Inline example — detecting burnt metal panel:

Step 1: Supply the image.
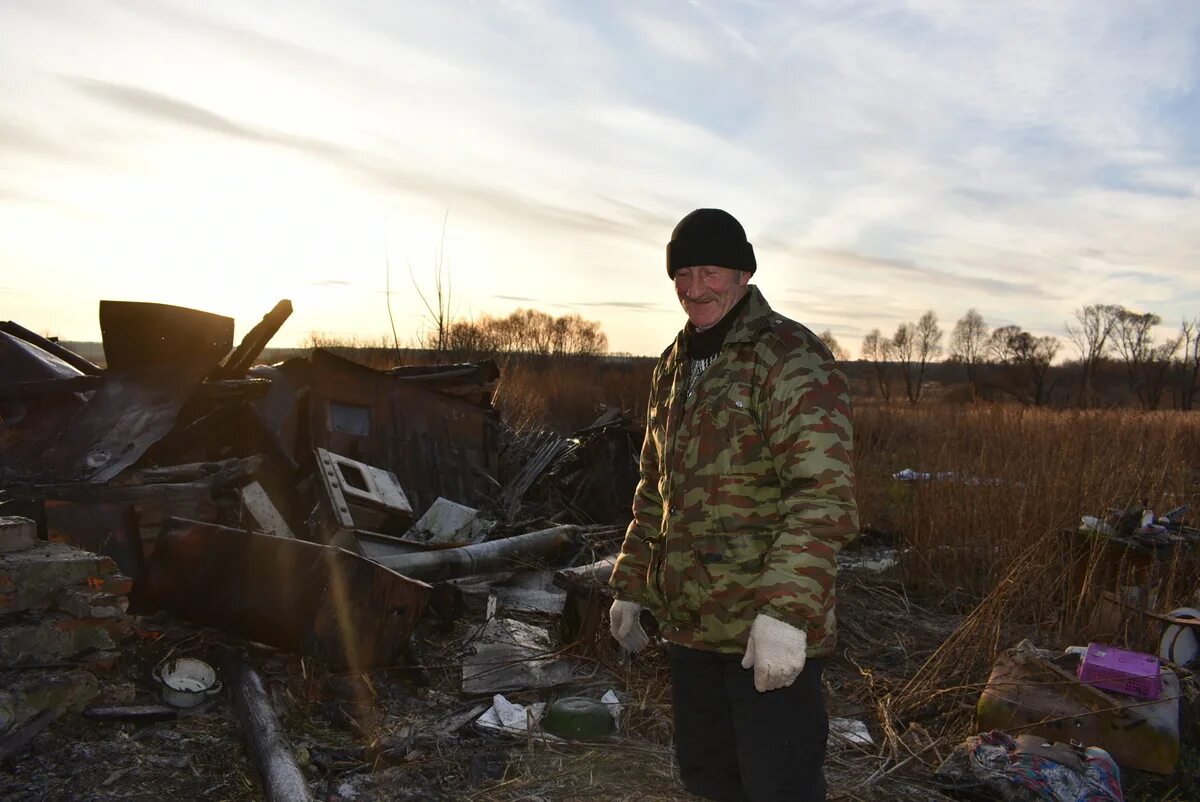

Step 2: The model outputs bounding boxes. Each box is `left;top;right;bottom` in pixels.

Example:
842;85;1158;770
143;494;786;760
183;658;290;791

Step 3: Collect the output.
308;349;498;515
146;518;430;670
100;300;233;371
0;330;86;382
1;359;214;485
0;322;101;376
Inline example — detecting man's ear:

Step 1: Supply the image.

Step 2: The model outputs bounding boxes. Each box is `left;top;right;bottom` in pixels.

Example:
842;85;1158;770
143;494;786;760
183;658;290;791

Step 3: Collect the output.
738;271;752;287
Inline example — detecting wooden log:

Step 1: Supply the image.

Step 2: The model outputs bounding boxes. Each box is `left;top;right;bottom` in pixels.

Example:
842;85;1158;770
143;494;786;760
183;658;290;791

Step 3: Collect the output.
83;705;178;722
223;651;313;802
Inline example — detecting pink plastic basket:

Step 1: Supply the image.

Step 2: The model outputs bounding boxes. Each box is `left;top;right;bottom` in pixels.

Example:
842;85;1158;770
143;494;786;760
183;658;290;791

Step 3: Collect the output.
1077;643;1161;700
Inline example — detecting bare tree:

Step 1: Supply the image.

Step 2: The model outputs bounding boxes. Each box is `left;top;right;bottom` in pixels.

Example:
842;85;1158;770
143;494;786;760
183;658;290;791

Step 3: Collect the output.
915;311;944;402
949;309;988;401
817;329;850;361
893;311;942;404
988;326;1060;405
1112;309;1180;410
1173;318;1200;410
1065;304;1122;407
891;322;917;402
410;210;454;358
860;328;894;402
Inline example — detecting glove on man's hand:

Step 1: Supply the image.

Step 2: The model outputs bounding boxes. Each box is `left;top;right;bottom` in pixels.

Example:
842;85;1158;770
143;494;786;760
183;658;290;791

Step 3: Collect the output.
608;599;649;652
740;614;807;692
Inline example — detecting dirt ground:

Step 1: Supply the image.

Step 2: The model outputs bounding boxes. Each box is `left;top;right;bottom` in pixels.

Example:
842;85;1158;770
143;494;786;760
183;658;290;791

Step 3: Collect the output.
2;565;1195;801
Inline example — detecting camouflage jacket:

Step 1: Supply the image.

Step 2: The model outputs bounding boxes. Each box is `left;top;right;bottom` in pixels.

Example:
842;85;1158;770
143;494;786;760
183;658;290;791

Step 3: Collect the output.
609;286;858;656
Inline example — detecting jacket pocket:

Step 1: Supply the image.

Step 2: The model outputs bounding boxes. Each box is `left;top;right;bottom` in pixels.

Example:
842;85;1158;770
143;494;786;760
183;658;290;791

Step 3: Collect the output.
691;532;773;611
710;385;771;474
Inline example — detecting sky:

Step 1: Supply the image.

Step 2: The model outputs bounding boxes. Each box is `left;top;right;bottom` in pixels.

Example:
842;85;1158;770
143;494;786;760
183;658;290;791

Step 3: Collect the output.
2;0;1199;357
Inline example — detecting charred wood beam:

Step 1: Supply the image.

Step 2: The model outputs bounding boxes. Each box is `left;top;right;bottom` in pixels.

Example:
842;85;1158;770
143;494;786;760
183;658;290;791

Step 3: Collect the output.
220;650;314;802
213;299;293;380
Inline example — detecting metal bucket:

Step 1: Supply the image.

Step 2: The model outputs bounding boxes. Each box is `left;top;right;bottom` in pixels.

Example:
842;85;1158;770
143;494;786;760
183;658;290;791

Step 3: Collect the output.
153;658;222;708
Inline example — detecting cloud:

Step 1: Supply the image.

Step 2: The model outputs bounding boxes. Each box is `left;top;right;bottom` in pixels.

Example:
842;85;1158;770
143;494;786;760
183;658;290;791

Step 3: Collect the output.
573;300;664;312
801;249;1062;299
624;11;714;64
3;1;1199;354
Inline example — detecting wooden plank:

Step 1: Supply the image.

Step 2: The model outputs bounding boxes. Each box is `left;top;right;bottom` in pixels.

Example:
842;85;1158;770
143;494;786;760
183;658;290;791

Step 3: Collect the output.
240;481;295;539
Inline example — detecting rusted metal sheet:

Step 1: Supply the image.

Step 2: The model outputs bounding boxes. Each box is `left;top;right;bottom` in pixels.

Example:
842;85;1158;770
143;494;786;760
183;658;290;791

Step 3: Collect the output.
308;349;498;515
100;300;233;371
1;359;214;485
146;518;430;670
0;322;101;376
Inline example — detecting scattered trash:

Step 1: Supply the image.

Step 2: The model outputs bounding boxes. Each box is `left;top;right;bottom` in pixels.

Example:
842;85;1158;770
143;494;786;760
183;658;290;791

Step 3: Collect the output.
475;690;621;742
402;497;493;547
828;718;874;748
836;547;900;574
540;696;615;739
475;694;555;739
935;730;1124;802
976;640;1180;774
1076;643;1161;700
1157;607;1200;667
461;617;580;694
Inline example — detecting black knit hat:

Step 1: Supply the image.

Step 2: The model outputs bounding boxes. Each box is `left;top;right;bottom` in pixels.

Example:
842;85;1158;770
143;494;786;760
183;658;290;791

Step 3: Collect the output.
666;208;756;278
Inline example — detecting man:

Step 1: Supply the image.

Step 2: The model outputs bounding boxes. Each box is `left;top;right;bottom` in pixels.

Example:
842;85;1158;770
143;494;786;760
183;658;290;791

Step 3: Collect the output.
607;209;858;802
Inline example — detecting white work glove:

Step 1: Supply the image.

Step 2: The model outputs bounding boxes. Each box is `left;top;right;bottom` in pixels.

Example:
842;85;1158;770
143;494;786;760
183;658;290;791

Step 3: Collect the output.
609;599;649;653
740;614;807;692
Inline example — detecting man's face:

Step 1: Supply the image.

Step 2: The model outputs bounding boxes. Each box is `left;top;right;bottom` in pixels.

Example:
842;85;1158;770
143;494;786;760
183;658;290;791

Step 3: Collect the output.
673;265;751;330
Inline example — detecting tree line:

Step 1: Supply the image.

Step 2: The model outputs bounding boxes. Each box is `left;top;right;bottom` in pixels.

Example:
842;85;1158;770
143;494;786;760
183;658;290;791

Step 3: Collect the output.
419;308;609;359
839;305;1200;410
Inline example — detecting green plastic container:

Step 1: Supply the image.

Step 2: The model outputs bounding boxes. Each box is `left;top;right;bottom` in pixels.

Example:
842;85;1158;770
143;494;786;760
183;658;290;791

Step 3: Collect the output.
540;697;614;739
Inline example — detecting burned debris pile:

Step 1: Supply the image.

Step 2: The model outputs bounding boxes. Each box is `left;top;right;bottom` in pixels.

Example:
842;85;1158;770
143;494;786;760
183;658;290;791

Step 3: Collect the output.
0;298;637;800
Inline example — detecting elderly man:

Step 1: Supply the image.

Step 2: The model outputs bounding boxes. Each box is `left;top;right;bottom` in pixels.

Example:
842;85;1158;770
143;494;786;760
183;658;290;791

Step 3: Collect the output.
607;209;858;802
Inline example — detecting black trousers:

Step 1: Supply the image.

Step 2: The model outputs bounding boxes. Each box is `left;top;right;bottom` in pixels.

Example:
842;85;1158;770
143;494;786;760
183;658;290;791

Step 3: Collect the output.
669;644;828;802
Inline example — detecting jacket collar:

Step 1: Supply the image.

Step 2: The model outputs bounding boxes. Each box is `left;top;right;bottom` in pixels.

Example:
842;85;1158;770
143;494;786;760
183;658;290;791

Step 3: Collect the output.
666;285;774;368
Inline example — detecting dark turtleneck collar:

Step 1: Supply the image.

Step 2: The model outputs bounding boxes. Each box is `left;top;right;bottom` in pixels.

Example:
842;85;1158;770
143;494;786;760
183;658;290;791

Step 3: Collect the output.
685;289;752;360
